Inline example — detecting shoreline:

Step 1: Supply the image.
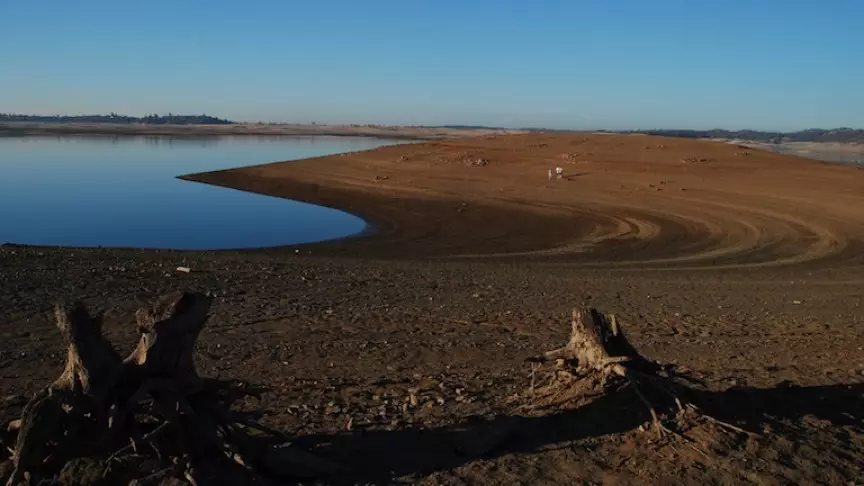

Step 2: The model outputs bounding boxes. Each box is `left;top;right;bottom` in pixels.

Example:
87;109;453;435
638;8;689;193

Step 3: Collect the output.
0;121;520;140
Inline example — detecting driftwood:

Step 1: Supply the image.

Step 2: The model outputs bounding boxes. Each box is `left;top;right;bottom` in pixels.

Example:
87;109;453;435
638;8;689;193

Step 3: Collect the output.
528;308;751;440
3;291;343;486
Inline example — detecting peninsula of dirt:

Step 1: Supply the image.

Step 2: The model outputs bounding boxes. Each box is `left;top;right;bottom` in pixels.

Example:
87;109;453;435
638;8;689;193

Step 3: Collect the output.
183;132;864;268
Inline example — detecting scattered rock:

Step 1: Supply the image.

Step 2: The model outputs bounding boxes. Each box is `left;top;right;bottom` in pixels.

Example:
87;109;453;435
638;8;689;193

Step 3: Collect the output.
175;267;191;273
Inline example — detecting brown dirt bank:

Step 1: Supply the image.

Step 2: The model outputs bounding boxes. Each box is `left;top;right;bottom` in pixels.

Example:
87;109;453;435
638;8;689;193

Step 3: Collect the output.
183;133;864;270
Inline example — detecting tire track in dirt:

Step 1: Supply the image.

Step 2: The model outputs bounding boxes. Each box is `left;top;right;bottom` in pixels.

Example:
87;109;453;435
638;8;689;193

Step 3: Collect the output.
474;196;855;269
575;202;848;268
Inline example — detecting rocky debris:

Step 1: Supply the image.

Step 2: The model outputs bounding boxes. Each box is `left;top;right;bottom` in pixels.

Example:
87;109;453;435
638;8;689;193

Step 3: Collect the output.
681;157;714;163
466;158;489;167
432;151;491;167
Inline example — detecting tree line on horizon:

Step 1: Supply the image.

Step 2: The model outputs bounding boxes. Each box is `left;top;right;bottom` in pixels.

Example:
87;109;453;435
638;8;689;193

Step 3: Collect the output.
2;113;861;142
0;113;235;125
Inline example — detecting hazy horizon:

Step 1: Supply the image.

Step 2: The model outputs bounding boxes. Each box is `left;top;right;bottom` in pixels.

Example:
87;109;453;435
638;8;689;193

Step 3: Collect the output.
3;0;862;131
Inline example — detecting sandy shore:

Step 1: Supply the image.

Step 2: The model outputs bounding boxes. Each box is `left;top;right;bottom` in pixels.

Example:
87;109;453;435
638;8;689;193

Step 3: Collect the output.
183;132;864;270
2;133;863;484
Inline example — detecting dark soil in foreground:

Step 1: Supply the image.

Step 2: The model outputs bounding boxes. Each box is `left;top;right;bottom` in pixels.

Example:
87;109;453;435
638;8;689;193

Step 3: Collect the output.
1;246;862;485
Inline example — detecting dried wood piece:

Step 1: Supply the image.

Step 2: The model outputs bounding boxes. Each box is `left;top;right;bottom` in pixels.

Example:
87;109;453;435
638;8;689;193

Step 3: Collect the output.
53;304;122;398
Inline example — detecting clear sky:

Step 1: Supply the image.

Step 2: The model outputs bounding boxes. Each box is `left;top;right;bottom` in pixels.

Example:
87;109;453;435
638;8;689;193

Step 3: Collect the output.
2;0;862;130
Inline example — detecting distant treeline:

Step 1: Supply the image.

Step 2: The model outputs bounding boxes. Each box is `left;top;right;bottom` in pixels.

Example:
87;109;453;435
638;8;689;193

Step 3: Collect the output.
0;113;235;125
625;128;864;144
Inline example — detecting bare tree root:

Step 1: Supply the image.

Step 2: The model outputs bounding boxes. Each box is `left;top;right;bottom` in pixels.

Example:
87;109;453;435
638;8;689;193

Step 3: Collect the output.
5;291;345;486
526;308;756;443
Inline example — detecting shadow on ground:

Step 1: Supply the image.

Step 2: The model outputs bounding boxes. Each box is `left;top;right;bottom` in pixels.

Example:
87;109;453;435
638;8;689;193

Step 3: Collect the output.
3;379;861;485
286;382;864;485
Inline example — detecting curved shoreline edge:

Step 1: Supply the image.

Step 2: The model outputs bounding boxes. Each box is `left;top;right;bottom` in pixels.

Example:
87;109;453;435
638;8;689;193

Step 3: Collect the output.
180;133;864;269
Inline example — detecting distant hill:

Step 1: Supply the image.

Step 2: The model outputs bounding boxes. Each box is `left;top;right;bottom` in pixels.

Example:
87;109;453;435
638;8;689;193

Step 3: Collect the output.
630;128;864;143
0;113;235;125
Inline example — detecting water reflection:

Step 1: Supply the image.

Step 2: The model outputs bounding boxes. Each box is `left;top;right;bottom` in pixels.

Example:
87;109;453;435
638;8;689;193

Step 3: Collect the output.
0;135;401;249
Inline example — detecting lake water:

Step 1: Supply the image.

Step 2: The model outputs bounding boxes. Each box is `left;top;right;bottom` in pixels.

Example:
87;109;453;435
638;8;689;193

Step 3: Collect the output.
0;136;401;249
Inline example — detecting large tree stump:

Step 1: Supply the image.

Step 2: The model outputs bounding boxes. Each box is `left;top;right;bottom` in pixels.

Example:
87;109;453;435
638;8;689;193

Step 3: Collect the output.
528;307;750;440
5;291;343;486
536;308;659;376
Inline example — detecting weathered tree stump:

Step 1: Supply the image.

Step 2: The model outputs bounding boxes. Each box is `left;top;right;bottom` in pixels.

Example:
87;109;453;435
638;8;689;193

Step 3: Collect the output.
4;291;343;486
528;307;750;440
123;292;209;389
8;305;121;485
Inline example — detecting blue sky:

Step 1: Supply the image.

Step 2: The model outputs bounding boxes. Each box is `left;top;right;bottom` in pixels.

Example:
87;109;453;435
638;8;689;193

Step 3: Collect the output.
2;0;862;130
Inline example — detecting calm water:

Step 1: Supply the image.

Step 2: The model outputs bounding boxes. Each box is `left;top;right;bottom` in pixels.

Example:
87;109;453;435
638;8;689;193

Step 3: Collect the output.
0;136;400;249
